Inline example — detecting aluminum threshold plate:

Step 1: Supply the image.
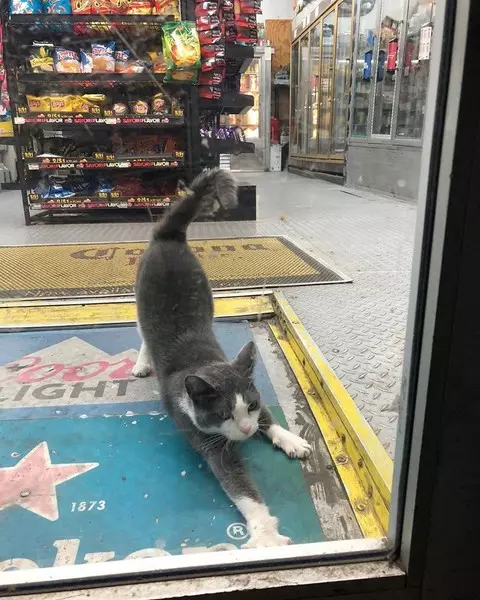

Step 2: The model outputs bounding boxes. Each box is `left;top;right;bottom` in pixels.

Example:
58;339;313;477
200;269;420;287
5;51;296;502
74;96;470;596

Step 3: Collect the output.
0;237;350;301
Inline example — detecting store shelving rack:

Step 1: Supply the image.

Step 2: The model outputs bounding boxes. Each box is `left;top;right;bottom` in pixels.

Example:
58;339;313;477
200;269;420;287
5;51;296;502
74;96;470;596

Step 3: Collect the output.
1;0;256;225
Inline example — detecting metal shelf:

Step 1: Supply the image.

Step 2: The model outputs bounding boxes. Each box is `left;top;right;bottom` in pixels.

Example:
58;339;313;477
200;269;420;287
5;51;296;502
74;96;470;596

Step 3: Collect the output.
14;113;184;128
199;92;254;115
8;13;176;24
25;153;184;170
200;138;255;155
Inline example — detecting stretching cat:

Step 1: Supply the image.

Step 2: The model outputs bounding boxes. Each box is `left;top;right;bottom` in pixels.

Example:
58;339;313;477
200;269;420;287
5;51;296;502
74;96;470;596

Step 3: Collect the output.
133;168;312;548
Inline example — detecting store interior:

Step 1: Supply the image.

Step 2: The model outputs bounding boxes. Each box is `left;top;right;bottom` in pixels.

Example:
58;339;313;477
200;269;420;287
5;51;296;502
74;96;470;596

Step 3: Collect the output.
0;0;428;573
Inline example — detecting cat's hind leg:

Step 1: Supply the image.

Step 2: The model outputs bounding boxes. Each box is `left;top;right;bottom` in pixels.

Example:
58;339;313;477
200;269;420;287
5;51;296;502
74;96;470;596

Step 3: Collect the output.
259;406;312;459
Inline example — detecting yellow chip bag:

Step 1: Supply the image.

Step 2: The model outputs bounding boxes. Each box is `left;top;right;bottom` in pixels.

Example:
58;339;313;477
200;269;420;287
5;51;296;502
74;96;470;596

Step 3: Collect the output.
26;95;51;112
50;95;74;112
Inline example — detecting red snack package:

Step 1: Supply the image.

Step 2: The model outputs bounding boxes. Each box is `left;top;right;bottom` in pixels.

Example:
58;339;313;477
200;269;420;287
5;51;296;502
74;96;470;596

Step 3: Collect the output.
236;29;257;44
198;28;223;45
199;67;225;85
201;43;225;59
235;15;257;27
195;2;218;17
152;0;179;16
199;85;222;100
110;0;129;13
237;0;261;12
196;15;221;30
125;0;152;13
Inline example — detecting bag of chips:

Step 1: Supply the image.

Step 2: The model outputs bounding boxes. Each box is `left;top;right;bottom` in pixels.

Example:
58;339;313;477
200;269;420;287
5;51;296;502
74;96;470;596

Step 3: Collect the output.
90;0;110;13
147;50;167;73
164;68;198;83
71;0;90;13
151;92;170;115
195;2;218;17
198;67;224;85
91;41;115;73
196;15;221;30
27;95;51;112
10;0;42;14
43;0;71;12
162;21;201;70
125;0;151;13
198;28;223;45
110;0;128;12
80;50;92;73
29;42;54;73
54;47;81;73
199;85;222;100
152;0;179;17
50;94;75;112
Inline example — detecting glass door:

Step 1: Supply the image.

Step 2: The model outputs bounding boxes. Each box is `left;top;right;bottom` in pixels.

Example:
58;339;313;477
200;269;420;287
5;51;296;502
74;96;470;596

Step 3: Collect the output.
318;10;335;155
307;24;321;154
298;34;311;154
371;0;404;136
290;42;300;154
331;0;352;154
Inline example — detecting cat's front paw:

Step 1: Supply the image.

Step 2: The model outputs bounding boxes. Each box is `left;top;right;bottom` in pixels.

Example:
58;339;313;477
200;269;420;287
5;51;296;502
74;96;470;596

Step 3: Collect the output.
242;531;291;549
132;362;152;377
269;425;312;459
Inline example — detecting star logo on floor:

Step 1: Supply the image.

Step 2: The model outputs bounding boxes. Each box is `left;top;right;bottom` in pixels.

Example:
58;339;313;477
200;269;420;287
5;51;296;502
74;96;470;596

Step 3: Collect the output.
0;442;98;521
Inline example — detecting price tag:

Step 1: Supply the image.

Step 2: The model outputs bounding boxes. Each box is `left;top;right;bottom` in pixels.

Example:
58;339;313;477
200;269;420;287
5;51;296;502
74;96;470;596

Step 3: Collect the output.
105;118;117;125
14;117;25;124
28;164;39;171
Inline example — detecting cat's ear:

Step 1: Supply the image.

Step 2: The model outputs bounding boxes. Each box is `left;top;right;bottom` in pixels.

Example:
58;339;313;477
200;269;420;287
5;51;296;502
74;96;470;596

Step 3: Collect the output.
232;341;256;378
185;375;218;405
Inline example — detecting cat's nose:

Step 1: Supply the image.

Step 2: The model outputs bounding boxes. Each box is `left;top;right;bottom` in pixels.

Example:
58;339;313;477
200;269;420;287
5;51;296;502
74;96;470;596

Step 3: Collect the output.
239;421;252;435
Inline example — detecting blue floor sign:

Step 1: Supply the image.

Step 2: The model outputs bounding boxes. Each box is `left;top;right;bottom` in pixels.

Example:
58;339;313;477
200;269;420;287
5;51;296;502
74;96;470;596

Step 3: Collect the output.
0;324;323;569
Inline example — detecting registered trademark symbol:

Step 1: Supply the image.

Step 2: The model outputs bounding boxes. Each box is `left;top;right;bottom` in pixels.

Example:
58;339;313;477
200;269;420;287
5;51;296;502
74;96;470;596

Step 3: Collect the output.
226;523;248;540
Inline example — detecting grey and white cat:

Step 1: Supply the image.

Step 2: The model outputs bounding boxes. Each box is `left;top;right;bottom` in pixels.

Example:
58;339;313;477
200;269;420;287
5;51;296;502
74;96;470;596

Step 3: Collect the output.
133;169;312;548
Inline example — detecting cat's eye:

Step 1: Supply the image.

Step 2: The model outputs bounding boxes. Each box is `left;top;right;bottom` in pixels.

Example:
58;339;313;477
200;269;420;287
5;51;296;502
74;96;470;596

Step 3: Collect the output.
218;412;230;420
248;401;258;412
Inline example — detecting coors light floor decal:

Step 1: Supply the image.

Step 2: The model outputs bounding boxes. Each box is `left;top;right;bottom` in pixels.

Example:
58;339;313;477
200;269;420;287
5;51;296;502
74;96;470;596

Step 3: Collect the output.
0;324;323;570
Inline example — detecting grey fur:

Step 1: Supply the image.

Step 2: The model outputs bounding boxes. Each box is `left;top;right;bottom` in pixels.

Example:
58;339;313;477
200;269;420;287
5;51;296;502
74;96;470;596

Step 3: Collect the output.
136;169;310;545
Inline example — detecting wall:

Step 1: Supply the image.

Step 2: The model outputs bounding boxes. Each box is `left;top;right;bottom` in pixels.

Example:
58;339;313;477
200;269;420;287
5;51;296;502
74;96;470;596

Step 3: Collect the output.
346;142;422;200
261;0;293;19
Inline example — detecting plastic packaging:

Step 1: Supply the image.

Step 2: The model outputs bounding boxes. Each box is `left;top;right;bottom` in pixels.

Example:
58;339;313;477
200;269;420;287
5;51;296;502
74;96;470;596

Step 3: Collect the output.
162;21;201;70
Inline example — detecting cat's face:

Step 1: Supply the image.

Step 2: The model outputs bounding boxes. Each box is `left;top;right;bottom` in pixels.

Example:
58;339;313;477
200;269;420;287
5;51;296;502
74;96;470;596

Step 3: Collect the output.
184;342;262;441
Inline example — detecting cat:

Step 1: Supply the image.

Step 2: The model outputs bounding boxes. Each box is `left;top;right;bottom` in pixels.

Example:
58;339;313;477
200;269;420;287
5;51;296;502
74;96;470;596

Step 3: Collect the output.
133;168;312;548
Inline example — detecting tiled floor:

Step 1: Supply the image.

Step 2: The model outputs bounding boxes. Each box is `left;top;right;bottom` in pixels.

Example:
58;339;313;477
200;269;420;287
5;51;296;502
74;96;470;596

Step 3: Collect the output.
0;172;417;456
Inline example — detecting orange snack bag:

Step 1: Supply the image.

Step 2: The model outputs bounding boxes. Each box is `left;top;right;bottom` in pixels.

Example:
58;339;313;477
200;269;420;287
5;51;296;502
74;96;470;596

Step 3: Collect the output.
153;0;179;17
90;0;110;13
125;0;151;14
71;0;90;13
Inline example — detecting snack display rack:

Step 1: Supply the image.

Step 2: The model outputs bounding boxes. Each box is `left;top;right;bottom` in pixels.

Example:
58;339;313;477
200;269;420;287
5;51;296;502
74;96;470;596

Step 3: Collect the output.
2;0;258;225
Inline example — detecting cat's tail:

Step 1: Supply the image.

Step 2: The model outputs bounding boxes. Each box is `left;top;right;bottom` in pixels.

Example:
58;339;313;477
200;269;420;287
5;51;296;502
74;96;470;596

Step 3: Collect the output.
152;168;238;242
